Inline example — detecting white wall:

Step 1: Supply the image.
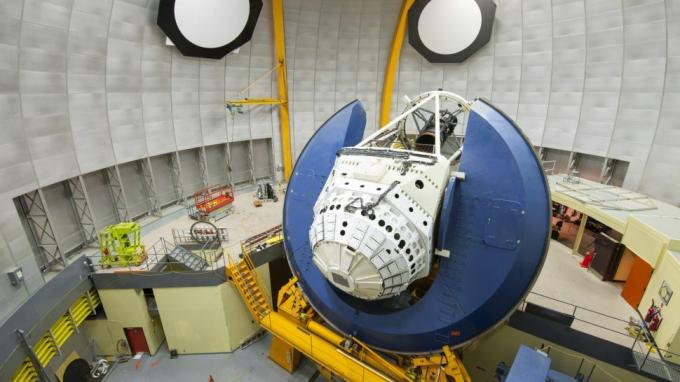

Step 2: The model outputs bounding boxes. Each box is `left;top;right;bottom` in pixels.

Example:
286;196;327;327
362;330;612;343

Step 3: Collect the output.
0;0;678;322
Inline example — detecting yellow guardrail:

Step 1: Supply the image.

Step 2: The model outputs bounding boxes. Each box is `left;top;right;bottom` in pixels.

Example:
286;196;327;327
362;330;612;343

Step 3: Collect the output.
11;288;101;382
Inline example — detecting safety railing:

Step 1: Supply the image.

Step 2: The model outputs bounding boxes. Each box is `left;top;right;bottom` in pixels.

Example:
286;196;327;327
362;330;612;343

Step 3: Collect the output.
521;291;636;348
630;311;680;381
521;291;680;381
240;224;283;258
542;160;557;175
87;237;225;273
540;345;626;382
172;228;229;246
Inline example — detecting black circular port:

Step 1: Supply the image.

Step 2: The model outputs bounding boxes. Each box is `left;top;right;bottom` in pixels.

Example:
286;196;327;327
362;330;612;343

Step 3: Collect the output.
386;225;393;232
409;207;413;212
378;219;385;227
415;180;424;189
394;193;400;199
336;204;341;209
342;221;348;227
340;230;345;236
394;233;400;240
369;214;376;220
398;240;406;249
360;184;364;188
423;221;428;226
361;210;367;216
406;248;411;254
386;249;391;254
330;205;335;210
409;255;414;261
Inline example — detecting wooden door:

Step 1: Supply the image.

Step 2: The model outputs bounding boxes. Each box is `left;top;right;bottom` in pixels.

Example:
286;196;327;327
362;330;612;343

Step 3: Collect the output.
124;327;150;354
621;255;653;308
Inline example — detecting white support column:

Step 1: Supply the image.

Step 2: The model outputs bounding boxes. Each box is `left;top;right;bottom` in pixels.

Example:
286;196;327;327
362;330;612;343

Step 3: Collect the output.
18;189;66;271
105;165;130;222
269;138;277;182
139;158;161;217
65;176;98;245
600;158;614;184
248;139;256;185
169;152;188;206
224;142;234;188
197;147;209;187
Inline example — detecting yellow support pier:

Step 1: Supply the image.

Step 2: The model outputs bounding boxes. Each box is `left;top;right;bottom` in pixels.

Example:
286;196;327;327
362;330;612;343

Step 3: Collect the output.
227;237;470;382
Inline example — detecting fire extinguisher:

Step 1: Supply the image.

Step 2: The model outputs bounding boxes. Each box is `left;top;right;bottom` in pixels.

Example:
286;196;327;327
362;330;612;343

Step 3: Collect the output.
580;249;595;268
645;300;663;331
649;314;663;331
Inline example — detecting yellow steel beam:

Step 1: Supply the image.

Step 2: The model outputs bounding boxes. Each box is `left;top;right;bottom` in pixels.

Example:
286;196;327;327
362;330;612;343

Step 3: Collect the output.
259;313;394;382
225;98;284;106
228;262;400;381
272;0;293;181
379;0;416;128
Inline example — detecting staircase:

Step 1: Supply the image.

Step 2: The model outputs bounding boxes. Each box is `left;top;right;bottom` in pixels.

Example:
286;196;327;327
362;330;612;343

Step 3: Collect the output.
168;245;208;271
632;351;680;381
228;259;271;321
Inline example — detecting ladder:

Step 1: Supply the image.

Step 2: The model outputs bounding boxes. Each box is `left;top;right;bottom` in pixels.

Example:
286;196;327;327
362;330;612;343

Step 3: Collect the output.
228;258;271;321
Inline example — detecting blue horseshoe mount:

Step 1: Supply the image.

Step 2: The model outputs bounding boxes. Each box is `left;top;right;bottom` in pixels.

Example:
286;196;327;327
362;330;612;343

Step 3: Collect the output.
282;99;550;354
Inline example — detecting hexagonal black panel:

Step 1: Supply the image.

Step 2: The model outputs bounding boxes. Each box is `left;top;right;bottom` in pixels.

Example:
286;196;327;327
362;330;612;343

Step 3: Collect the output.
408;0;496;63
157;0;263;59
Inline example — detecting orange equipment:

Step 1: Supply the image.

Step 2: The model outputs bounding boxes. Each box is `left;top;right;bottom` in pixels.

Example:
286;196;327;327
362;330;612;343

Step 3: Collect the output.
193;185;235;215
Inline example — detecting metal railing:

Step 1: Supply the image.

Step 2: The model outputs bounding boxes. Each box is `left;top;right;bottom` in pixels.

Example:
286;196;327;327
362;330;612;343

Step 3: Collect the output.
630;310;680;381
542;160;557;175
521;291;680;381
171;228;229;247
521;292;636;348
87;237;225;273
240;224;283;257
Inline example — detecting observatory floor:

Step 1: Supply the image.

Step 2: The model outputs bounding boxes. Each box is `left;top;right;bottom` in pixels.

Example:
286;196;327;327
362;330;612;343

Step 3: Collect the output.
530;240;638;347
101;187;638;381
105;332;317;382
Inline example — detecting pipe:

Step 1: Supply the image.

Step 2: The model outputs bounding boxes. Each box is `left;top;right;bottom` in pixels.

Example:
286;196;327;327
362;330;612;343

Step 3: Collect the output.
272;0;293;181
379;0;416;128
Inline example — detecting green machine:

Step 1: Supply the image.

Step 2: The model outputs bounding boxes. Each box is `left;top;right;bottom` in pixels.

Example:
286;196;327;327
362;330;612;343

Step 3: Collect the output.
98;223;146;268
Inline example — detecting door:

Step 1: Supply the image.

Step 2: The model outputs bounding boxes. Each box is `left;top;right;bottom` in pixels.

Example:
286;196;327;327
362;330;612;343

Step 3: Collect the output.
124;327;150;354
621;255;653;308
268;256;292;310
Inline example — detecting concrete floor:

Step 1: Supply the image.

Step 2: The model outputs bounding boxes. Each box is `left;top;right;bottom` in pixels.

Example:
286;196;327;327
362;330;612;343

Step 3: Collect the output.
87;187;284;271
529;240;638;347
103;187;639;381
105;333;317;382
138;188;284;262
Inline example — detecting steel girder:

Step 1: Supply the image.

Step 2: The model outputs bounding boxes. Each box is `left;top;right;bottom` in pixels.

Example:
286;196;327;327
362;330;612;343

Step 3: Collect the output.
19;189;66;271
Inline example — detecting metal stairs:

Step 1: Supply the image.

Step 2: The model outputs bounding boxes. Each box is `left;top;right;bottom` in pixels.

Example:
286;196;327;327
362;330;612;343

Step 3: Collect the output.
228;259;271;321
168;245;208;271
632;351;680;382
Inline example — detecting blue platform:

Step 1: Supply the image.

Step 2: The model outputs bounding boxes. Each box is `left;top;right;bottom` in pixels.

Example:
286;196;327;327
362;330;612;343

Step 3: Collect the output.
505;345;550;382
